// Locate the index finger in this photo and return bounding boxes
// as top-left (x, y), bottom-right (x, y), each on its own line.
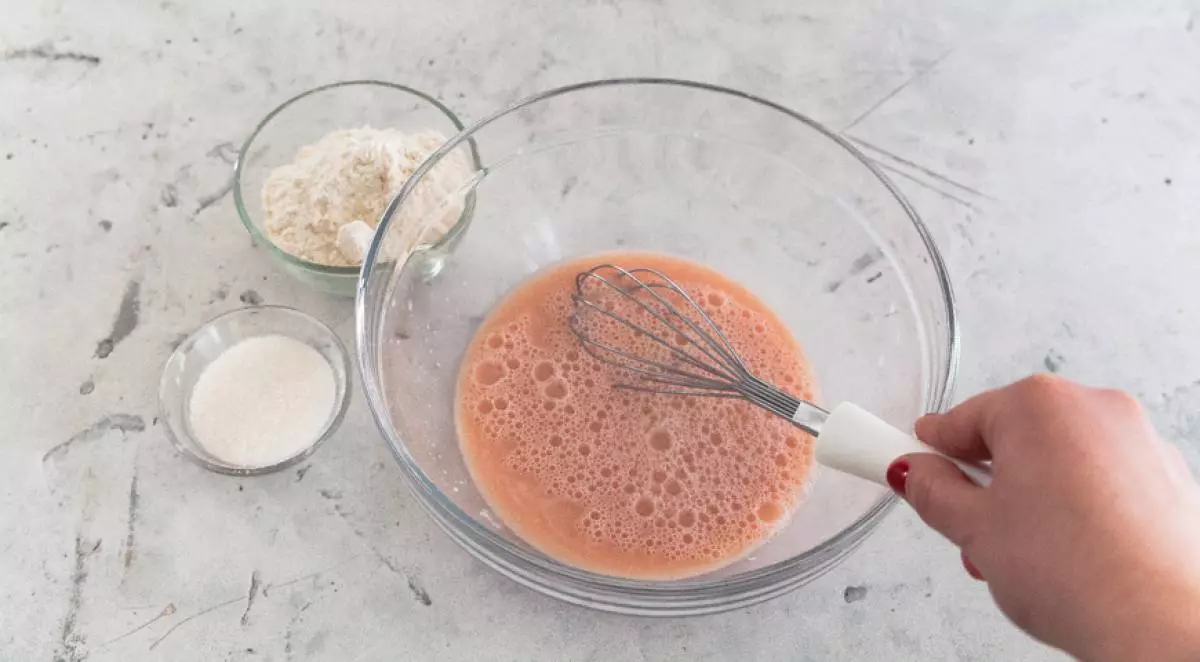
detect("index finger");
top-left (915, 388), bottom-right (1007, 461)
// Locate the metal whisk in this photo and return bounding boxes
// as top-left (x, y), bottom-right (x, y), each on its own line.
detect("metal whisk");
top-left (567, 263), bottom-right (991, 487)
top-left (568, 264), bottom-right (829, 436)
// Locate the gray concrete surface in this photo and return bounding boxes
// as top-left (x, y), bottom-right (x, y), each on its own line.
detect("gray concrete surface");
top-left (3, 0), bottom-right (1199, 659)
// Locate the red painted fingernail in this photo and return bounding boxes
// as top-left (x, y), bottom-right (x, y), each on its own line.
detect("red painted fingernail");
top-left (886, 459), bottom-right (909, 495)
top-left (962, 552), bottom-right (984, 581)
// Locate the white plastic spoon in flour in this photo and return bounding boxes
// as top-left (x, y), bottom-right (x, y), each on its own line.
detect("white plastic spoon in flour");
top-left (336, 219), bottom-right (375, 264)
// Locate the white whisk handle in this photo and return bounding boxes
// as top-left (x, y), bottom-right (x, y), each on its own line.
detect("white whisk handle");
top-left (814, 402), bottom-right (992, 487)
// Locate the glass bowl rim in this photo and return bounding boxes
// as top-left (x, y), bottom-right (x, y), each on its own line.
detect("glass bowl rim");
top-left (355, 77), bottom-right (960, 612)
top-left (158, 304), bottom-right (353, 477)
top-left (232, 79), bottom-right (478, 276)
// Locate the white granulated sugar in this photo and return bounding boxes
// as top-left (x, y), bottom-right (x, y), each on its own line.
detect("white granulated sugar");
top-left (188, 334), bottom-right (336, 467)
top-left (261, 127), bottom-right (474, 266)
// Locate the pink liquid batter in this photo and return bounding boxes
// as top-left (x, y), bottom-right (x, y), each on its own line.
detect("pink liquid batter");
top-left (455, 252), bottom-right (817, 579)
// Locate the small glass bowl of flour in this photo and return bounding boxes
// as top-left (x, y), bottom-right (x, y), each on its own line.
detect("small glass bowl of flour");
top-left (159, 306), bottom-right (351, 475)
top-left (233, 80), bottom-right (479, 297)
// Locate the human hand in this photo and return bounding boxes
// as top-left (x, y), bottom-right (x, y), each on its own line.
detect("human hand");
top-left (889, 375), bottom-right (1200, 661)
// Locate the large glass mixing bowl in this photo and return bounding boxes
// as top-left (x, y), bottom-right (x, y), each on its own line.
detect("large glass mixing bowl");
top-left (356, 79), bottom-right (958, 615)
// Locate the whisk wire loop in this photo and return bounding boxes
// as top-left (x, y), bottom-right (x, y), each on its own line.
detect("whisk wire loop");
top-left (568, 263), bottom-right (803, 421)
top-left (572, 265), bottom-right (745, 379)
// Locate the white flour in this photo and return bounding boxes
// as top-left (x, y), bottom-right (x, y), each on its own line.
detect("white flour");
top-left (188, 335), bottom-right (336, 467)
top-left (261, 126), bottom-right (473, 266)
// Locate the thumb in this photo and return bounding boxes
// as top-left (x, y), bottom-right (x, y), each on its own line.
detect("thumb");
top-left (894, 453), bottom-right (985, 547)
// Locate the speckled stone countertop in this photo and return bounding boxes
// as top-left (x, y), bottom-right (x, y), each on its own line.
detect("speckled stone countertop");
top-left (3, 1), bottom-right (1198, 660)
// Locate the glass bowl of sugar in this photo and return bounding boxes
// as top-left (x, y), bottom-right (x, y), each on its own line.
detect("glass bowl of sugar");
top-left (159, 305), bottom-right (352, 476)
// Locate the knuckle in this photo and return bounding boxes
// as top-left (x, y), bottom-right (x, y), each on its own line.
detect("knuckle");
top-left (1020, 372), bottom-right (1071, 397)
top-left (1013, 373), bottom-right (1080, 410)
top-left (1099, 386), bottom-right (1142, 417)
top-left (1100, 387), bottom-right (1143, 414)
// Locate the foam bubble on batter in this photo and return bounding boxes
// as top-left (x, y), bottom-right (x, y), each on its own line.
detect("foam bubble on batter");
top-left (456, 253), bottom-right (816, 578)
